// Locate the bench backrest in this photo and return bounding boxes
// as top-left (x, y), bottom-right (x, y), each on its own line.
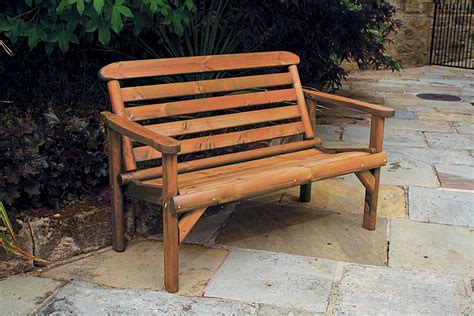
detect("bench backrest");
top-left (99, 51), bottom-right (315, 171)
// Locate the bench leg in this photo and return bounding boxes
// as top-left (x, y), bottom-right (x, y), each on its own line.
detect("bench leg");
top-left (163, 202), bottom-right (179, 293)
top-left (108, 128), bottom-right (125, 252)
top-left (363, 168), bottom-right (381, 230)
top-left (299, 183), bottom-right (312, 202)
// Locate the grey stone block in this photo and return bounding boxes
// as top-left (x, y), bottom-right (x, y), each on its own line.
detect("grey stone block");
top-left (424, 132), bottom-right (474, 150)
top-left (409, 187), bottom-right (474, 227)
top-left (389, 219), bottom-right (474, 276)
top-left (333, 264), bottom-right (472, 315)
top-left (0, 276), bottom-right (66, 315)
top-left (39, 282), bottom-right (259, 315)
top-left (204, 249), bottom-right (336, 313)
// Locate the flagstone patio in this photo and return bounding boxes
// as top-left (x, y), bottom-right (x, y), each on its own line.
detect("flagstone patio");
top-left (2, 65), bottom-right (473, 314)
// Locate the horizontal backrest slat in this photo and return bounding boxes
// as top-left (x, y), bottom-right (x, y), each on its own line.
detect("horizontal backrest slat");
top-left (146, 105), bottom-right (301, 137)
top-left (99, 51), bottom-right (299, 80)
top-left (125, 88), bottom-right (296, 121)
top-left (121, 73), bottom-right (293, 102)
top-left (134, 122), bottom-right (305, 161)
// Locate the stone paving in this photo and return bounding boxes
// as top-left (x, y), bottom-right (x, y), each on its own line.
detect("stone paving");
top-left (1, 66), bottom-right (473, 314)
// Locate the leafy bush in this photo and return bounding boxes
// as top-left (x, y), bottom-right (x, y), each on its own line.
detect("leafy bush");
top-left (0, 0), bottom-right (196, 53)
top-left (0, 106), bottom-right (108, 210)
top-left (230, 0), bottom-right (400, 88)
top-left (1, 0), bottom-right (400, 213)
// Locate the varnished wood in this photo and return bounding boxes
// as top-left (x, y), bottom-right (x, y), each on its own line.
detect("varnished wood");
top-left (303, 88), bottom-right (395, 118)
top-left (289, 65), bottom-right (315, 139)
top-left (306, 97), bottom-right (317, 134)
top-left (102, 111), bottom-right (181, 154)
top-left (125, 89), bottom-right (296, 121)
top-left (172, 152), bottom-right (387, 213)
top-left (178, 208), bottom-right (207, 243)
top-left (119, 139), bottom-right (322, 185)
top-left (356, 171), bottom-right (375, 194)
top-left (134, 122), bottom-right (306, 161)
top-left (363, 115), bottom-right (385, 230)
top-left (99, 51), bottom-right (300, 80)
top-left (100, 51), bottom-right (393, 293)
top-left (108, 80), bottom-right (136, 171)
top-left (107, 128), bottom-right (125, 252)
top-left (148, 105), bottom-right (301, 137)
top-left (121, 73), bottom-right (293, 103)
top-left (162, 154), bottom-right (179, 293)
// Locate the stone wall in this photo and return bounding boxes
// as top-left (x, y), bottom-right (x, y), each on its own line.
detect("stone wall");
top-left (387, 0), bottom-right (435, 67)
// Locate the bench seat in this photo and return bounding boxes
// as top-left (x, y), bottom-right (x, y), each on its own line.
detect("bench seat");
top-left (133, 148), bottom-right (387, 212)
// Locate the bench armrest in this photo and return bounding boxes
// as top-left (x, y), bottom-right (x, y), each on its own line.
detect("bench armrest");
top-left (303, 88), bottom-right (395, 118)
top-left (101, 111), bottom-right (181, 154)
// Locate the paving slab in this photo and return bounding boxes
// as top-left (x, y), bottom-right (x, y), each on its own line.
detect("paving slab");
top-left (275, 175), bottom-right (406, 218)
top-left (204, 249), bottom-right (336, 313)
top-left (333, 264), bottom-right (472, 315)
top-left (215, 201), bottom-right (388, 266)
top-left (343, 126), bottom-right (427, 148)
top-left (41, 240), bottom-right (228, 296)
top-left (435, 164), bottom-right (474, 190)
top-left (389, 219), bottom-right (474, 276)
top-left (424, 132), bottom-right (474, 150)
top-left (0, 275), bottom-right (66, 315)
top-left (183, 207), bottom-right (235, 245)
top-left (381, 161), bottom-right (439, 187)
top-left (418, 112), bottom-right (473, 123)
top-left (453, 122), bottom-right (474, 134)
top-left (385, 118), bottom-right (453, 132)
top-left (39, 282), bottom-right (259, 315)
top-left (257, 304), bottom-right (317, 315)
top-left (409, 186), bottom-right (474, 227)
top-left (385, 146), bottom-right (474, 165)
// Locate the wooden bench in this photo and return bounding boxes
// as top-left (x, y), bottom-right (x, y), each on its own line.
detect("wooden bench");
top-left (99, 51), bottom-right (394, 293)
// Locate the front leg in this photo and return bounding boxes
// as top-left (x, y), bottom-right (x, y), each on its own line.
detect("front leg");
top-left (162, 154), bottom-right (179, 293)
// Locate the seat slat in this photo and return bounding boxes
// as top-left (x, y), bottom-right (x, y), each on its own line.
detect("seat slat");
top-left (134, 121), bottom-right (306, 161)
top-left (147, 105), bottom-right (301, 137)
top-left (121, 73), bottom-right (293, 103)
top-left (99, 51), bottom-right (299, 80)
top-left (125, 88), bottom-right (296, 121)
top-left (172, 152), bottom-right (387, 212)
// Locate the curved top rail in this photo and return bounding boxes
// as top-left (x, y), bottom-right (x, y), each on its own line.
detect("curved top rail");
top-left (98, 51), bottom-right (300, 81)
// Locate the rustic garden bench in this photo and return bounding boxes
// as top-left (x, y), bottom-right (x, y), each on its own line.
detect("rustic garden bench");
top-left (99, 51), bottom-right (394, 293)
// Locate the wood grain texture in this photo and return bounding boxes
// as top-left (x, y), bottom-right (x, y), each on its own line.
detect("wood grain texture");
top-left (102, 111), bottom-right (181, 154)
top-left (289, 65), bottom-right (315, 139)
top-left (107, 80), bottom-right (137, 171)
top-left (125, 88), bottom-right (296, 121)
top-left (107, 127), bottom-right (125, 252)
top-left (303, 88), bottom-right (395, 117)
top-left (99, 51), bottom-right (300, 80)
top-left (178, 208), bottom-right (207, 243)
top-left (162, 153), bottom-right (179, 293)
top-left (147, 105), bottom-right (301, 137)
top-left (172, 151), bottom-right (388, 212)
top-left (133, 122), bottom-right (306, 161)
top-left (119, 139), bottom-right (322, 184)
top-left (121, 73), bottom-right (293, 102)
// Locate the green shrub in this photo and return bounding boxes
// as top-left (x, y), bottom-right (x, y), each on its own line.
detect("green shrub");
top-left (230, 0), bottom-right (400, 88)
top-left (1, 0), bottom-right (400, 213)
top-left (0, 0), bottom-right (196, 54)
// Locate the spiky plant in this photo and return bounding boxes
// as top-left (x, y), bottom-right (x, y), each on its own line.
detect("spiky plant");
top-left (0, 202), bottom-right (47, 264)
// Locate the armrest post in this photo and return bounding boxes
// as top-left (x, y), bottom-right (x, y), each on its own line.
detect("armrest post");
top-left (162, 153), bottom-right (179, 293)
top-left (369, 115), bottom-right (385, 153)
